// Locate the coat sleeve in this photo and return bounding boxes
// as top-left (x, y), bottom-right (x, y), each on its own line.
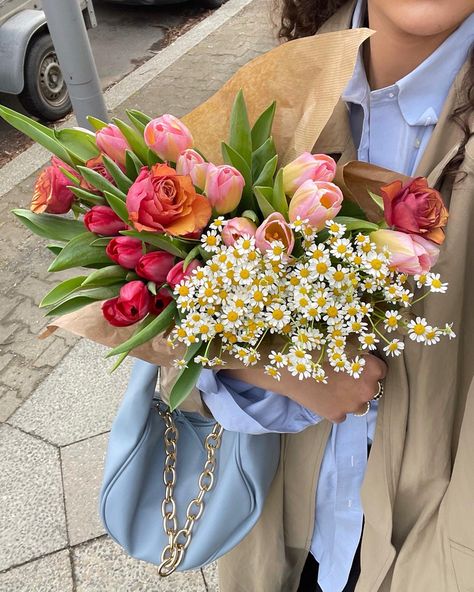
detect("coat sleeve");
top-left (197, 369), bottom-right (322, 434)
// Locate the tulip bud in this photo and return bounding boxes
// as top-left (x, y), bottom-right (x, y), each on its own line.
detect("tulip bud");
top-left (222, 217), bottom-right (257, 246)
top-left (176, 149), bottom-right (209, 190)
top-left (106, 236), bottom-right (143, 269)
top-left (96, 124), bottom-right (129, 167)
top-left (150, 287), bottom-right (174, 316)
top-left (283, 153), bottom-right (337, 196)
top-left (84, 206), bottom-right (128, 235)
top-left (255, 212), bottom-right (294, 256)
top-left (135, 251), bottom-right (175, 284)
top-left (167, 259), bottom-right (201, 289)
top-left (102, 281), bottom-right (151, 327)
top-left (370, 229), bottom-right (440, 275)
top-left (31, 156), bottom-right (75, 215)
top-left (144, 114), bottom-right (194, 162)
top-left (204, 164), bottom-right (245, 214)
top-left (288, 180), bottom-right (343, 231)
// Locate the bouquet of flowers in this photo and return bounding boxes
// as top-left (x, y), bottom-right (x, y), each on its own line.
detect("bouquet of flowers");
top-left (0, 87), bottom-right (454, 408)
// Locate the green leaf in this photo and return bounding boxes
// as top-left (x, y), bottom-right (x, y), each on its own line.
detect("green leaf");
top-left (333, 216), bottom-right (380, 232)
top-left (147, 148), bottom-right (162, 166)
top-left (125, 150), bottom-right (143, 179)
top-left (252, 137), bottom-right (277, 181)
top-left (82, 265), bottom-right (128, 287)
top-left (251, 101), bottom-right (276, 151)
top-left (241, 209), bottom-right (259, 224)
top-left (59, 167), bottom-right (81, 185)
top-left (87, 116), bottom-right (109, 131)
top-left (76, 165), bottom-right (127, 200)
top-left (253, 154), bottom-right (278, 188)
top-left (90, 237), bottom-right (113, 247)
top-left (126, 110), bottom-right (147, 135)
top-left (102, 155), bottom-right (133, 193)
top-left (0, 104), bottom-right (74, 166)
top-left (112, 118), bottom-right (148, 164)
top-left (40, 276), bottom-right (88, 307)
top-left (121, 230), bottom-right (188, 258)
top-left (254, 186), bottom-right (276, 219)
top-left (103, 191), bottom-right (129, 224)
top-left (69, 186), bottom-right (106, 206)
top-left (272, 169), bottom-right (288, 218)
top-left (45, 285), bottom-right (122, 317)
top-left (12, 209), bottom-right (86, 242)
top-left (47, 245), bottom-right (64, 256)
top-left (106, 301), bottom-right (177, 357)
top-left (126, 109), bottom-right (152, 127)
top-left (48, 232), bottom-right (112, 272)
top-left (55, 128), bottom-right (99, 164)
top-left (221, 142), bottom-right (254, 211)
top-left (228, 90), bottom-right (252, 166)
top-left (339, 198), bottom-right (366, 219)
top-left (368, 190), bottom-right (385, 211)
top-left (169, 342), bottom-right (206, 411)
top-left (183, 245), bottom-right (201, 270)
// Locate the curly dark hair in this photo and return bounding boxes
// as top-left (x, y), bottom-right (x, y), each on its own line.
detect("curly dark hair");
top-left (276, 0), bottom-right (474, 183)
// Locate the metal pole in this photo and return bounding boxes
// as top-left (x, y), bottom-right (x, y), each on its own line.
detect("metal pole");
top-left (41, 0), bottom-right (109, 129)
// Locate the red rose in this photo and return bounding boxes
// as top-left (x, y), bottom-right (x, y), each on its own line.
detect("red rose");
top-left (126, 163), bottom-right (211, 237)
top-left (135, 251), bottom-right (175, 284)
top-left (166, 259), bottom-right (201, 289)
top-left (31, 156), bottom-right (75, 214)
top-left (381, 177), bottom-right (448, 245)
top-left (84, 206), bottom-right (128, 235)
top-left (102, 281), bottom-right (151, 327)
top-left (150, 287), bottom-right (174, 316)
top-left (106, 236), bottom-right (143, 269)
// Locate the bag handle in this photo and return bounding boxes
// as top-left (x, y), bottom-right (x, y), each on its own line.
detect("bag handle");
top-left (155, 400), bottom-right (224, 576)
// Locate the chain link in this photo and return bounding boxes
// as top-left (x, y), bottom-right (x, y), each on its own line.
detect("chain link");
top-left (155, 401), bottom-right (224, 577)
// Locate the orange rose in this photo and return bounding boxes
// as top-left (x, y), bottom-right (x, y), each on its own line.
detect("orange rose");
top-left (31, 156), bottom-right (75, 214)
top-left (126, 164), bottom-right (211, 237)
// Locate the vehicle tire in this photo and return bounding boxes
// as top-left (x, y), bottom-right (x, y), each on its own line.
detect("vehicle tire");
top-left (19, 33), bottom-right (72, 122)
top-left (200, 0), bottom-right (228, 8)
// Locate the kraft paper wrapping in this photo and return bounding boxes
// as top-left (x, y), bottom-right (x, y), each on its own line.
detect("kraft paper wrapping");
top-left (42, 28), bottom-right (382, 366)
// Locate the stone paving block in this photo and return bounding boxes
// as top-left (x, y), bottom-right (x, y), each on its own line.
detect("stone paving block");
top-left (0, 550), bottom-right (73, 592)
top-left (0, 386), bottom-right (20, 422)
top-left (202, 562), bottom-right (219, 591)
top-left (61, 433), bottom-right (108, 546)
top-left (32, 337), bottom-right (71, 369)
top-left (9, 340), bottom-right (133, 446)
top-left (0, 425), bottom-right (67, 571)
top-left (0, 364), bottom-right (50, 409)
top-left (72, 537), bottom-right (207, 592)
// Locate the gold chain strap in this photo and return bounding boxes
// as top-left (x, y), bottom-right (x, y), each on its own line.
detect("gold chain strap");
top-left (155, 401), bottom-right (224, 577)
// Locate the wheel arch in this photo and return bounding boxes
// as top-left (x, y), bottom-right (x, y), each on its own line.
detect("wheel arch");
top-left (0, 10), bottom-right (48, 95)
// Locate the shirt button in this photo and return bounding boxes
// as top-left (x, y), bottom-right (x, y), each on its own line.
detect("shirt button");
top-left (415, 139), bottom-right (421, 148)
top-left (388, 92), bottom-right (395, 99)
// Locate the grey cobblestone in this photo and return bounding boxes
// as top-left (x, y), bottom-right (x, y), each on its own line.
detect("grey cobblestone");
top-left (0, 0), bottom-right (275, 587)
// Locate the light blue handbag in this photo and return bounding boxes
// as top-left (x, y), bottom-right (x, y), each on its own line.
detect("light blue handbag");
top-left (99, 359), bottom-right (280, 576)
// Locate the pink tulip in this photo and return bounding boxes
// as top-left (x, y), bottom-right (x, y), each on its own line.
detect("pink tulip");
top-left (144, 114), bottom-right (194, 162)
top-left (222, 217), bottom-right (258, 246)
top-left (370, 229), bottom-right (440, 275)
top-left (135, 251), bottom-right (175, 284)
top-left (176, 149), bottom-right (209, 190)
top-left (166, 259), bottom-right (201, 289)
top-left (288, 180), bottom-right (343, 231)
top-left (255, 212), bottom-right (294, 256)
top-left (96, 124), bottom-right (129, 167)
top-left (106, 236), bottom-right (144, 269)
top-left (204, 164), bottom-right (245, 214)
top-left (283, 152), bottom-right (337, 196)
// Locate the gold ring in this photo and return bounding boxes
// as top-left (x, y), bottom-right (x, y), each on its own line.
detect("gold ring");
top-left (353, 401), bottom-right (371, 417)
top-left (372, 381), bottom-right (384, 401)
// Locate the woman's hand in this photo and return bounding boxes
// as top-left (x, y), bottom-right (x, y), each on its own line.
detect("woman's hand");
top-left (221, 354), bottom-right (387, 424)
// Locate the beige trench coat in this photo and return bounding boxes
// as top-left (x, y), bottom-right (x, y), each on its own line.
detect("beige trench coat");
top-left (162, 3), bottom-right (474, 590)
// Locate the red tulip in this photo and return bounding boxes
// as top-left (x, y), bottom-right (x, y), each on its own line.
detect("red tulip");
top-left (106, 236), bottom-right (143, 269)
top-left (166, 259), bottom-right (201, 289)
top-left (102, 281), bottom-right (152, 327)
top-left (84, 206), bottom-right (128, 235)
top-left (150, 287), bottom-right (174, 315)
top-left (135, 251), bottom-right (175, 283)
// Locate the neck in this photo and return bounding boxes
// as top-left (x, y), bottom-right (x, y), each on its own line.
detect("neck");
top-left (365, 7), bottom-right (456, 90)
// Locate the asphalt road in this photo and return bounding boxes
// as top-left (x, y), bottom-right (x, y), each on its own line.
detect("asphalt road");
top-left (0, 0), bottom-right (209, 163)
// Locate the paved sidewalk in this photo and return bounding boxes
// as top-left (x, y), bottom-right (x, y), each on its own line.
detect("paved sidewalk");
top-left (0, 0), bottom-right (276, 589)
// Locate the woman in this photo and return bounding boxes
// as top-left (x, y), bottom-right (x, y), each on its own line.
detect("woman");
top-left (164, 1), bottom-right (474, 590)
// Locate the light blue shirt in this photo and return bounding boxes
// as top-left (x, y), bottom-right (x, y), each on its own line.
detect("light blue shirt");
top-left (198, 4), bottom-right (474, 591)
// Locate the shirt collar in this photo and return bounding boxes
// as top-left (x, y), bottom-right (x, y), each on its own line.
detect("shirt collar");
top-left (342, 0), bottom-right (474, 127)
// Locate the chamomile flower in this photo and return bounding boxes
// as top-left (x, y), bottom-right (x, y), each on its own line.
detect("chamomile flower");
top-left (290, 216), bottom-right (309, 231)
top-left (287, 350), bottom-right (314, 380)
top-left (269, 350), bottom-right (287, 368)
top-left (326, 220), bottom-right (346, 237)
top-left (331, 238), bottom-right (353, 259)
top-left (426, 273), bottom-right (448, 293)
top-left (314, 366), bottom-right (328, 383)
top-left (194, 355), bottom-right (211, 365)
top-left (424, 326), bottom-right (441, 345)
top-left (383, 339), bottom-right (405, 357)
top-left (173, 359), bottom-right (188, 369)
top-left (265, 303), bottom-right (291, 332)
top-left (264, 365), bottom-right (281, 380)
top-left (414, 273), bottom-right (428, 288)
top-left (209, 216), bottom-right (226, 231)
top-left (407, 317), bottom-right (428, 342)
top-left (201, 230), bottom-right (222, 252)
top-left (347, 356), bottom-right (366, 379)
top-left (384, 310), bottom-right (402, 332)
top-left (443, 323), bottom-right (456, 339)
top-left (359, 332), bottom-right (379, 350)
